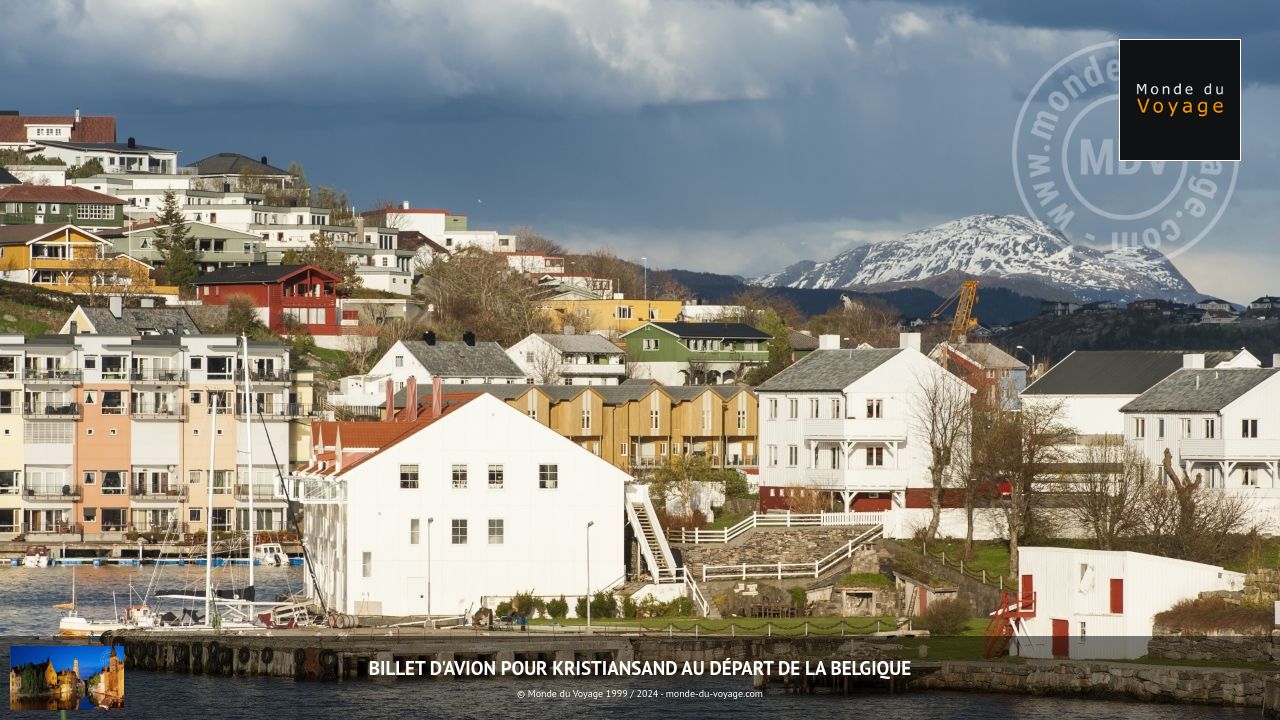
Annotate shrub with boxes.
[918,598,970,635]
[546,596,569,620]
[790,587,808,613]
[622,595,638,619]
[511,591,542,618]
[574,596,588,619]
[1155,597,1272,634]
[590,591,619,619]
[496,600,513,618]
[666,596,694,617]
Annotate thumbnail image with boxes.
[10,645,125,711]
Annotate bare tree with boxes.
[513,225,566,256]
[806,298,901,347]
[912,369,972,541]
[1140,449,1260,564]
[1065,435,1153,550]
[526,341,563,385]
[1003,400,1075,576]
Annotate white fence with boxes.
[667,511,884,544]
[699,526,883,581]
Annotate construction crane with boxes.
[930,279,980,344]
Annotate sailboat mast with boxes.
[205,392,217,625]
[242,334,255,590]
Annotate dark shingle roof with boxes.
[642,322,770,340]
[944,342,1027,370]
[77,306,199,336]
[0,167,19,184]
[536,333,623,354]
[1023,351,1187,396]
[189,153,290,177]
[756,348,902,392]
[1122,368,1278,413]
[193,264,332,285]
[38,139,173,153]
[401,341,526,379]
[787,330,819,351]
[393,382,747,408]
[0,224,77,246]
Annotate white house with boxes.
[755,333,973,516]
[296,393,627,617]
[1011,546,1243,659]
[505,333,626,385]
[327,335,528,411]
[1121,359,1280,519]
[34,139,179,174]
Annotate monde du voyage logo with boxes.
[1013,40,1240,259]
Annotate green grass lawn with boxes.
[528,616,991,638]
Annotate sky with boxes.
[2,1,1276,302]
[11,644,121,677]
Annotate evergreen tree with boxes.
[152,190,198,295]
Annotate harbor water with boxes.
[0,566,1252,719]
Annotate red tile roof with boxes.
[0,114,116,144]
[0,185,125,205]
[307,396,478,477]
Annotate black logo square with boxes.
[1119,39,1240,161]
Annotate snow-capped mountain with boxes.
[750,214,1201,304]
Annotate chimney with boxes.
[818,334,840,350]
[563,325,576,336]
[109,296,123,319]
[69,321,77,335]
[431,376,442,419]
[899,332,922,352]
[260,155,268,165]
[463,331,476,347]
[405,376,418,422]
[127,137,136,149]
[74,107,80,123]
[355,215,365,241]
[140,298,154,308]
[1183,353,1206,369]
[401,200,410,210]
[1273,353,1280,369]
[422,330,436,346]
[384,380,395,422]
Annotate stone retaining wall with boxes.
[679,528,877,578]
[1148,627,1280,664]
[912,660,1272,706]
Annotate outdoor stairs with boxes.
[632,502,674,579]
[624,484,680,584]
[983,590,1036,659]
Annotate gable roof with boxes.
[0,114,116,144]
[787,329,819,351]
[1022,350,1228,396]
[1121,368,1278,413]
[396,230,447,254]
[0,184,125,205]
[535,333,623,354]
[400,340,526,379]
[941,342,1026,370]
[189,153,290,177]
[631,321,770,340]
[0,167,19,185]
[756,348,903,392]
[0,224,109,246]
[37,139,174,153]
[74,305,199,336]
[192,264,338,285]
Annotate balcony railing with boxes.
[23,483,81,500]
[24,369,81,384]
[235,402,314,418]
[23,402,82,419]
[130,369,188,383]
[28,522,84,535]
[131,485,187,501]
[129,520,187,533]
[131,403,187,420]
[249,369,294,383]
[235,484,282,500]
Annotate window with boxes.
[189,508,202,522]
[101,390,125,414]
[581,408,591,430]
[659,443,667,455]
[616,306,632,319]
[451,519,468,544]
[831,398,842,418]
[82,471,96,485]
[788,398,798,419]
[190,356,203,370]
[642,338,658,351]
[487,464,504,489]
[866,447,885,467]
[451,464,468,489]
[787,445,798,467]
[1243,419,1259,438]
[649,409,659,430]
[102,471,126,495]
[409,519,420,545]
[1180,417,1191,437]
[1133,417,1146,439]
[866,399,883,418]
[768,445,777,467]
[189,391,202,405]
[736,408,747,430]
[702,409,711,430]
[395,355,404,368]
[539,464,558,489]
[84,356,97,370]
[809,398,819,418]
[488,518,504,545]
[1242,467,1257,486]
[1156,418,1165,440]
[362,552,372,578]
[83,507,96,523]
[0,471,18,495]
[212,470,233,494]
[399,464,419,489]
[620,443,628,456]
[188,470,202,484]
[1204,419,1216,439]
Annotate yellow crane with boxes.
[930,279,979,344]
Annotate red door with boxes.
[1020,574,1034,609]
[1051,619,1069,658]
[917,587,928,615]
[1109,579,1124,614]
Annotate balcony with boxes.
[724,455,758,468]
[131,403,187,420]
[235,402,314,419]
[129,520,187,534]
[250,369,294,384]
[24,369,81,385]
[129,369,188,384]
[1179,438,1280,461]
[804,417,907,442]
[131,485,187,502]
[27,522,84,535]
[235,484,282,501]
[23,483,81,501]
[23,402,82,420]
[801,467,910,490]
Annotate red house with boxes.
[193,264,341,336]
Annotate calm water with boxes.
[0,566,1252,719]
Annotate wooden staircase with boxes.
[631,501,674,581]
[983,590,1036,659]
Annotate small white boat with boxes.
[23,545,50,567]
[60,605,158,638]
[255,542,288,566]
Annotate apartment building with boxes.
[395,380,760,475]
[0,333,305,541]
[540,298,682,336]
[505,332,626,385]
[754,333,973,513]
[0,224,174,299]
[622,322,770,385]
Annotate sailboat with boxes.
[58,568,157,638]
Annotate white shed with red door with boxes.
[1012,547,1243,660]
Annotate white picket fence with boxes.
[698,525,884,581]
[667,511,884,544]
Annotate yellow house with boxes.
[540,298,683,336]
[0,224,177,299]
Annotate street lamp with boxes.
[426,517,434,621]
[585,520,595,632]
[1014,345,1036,378]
